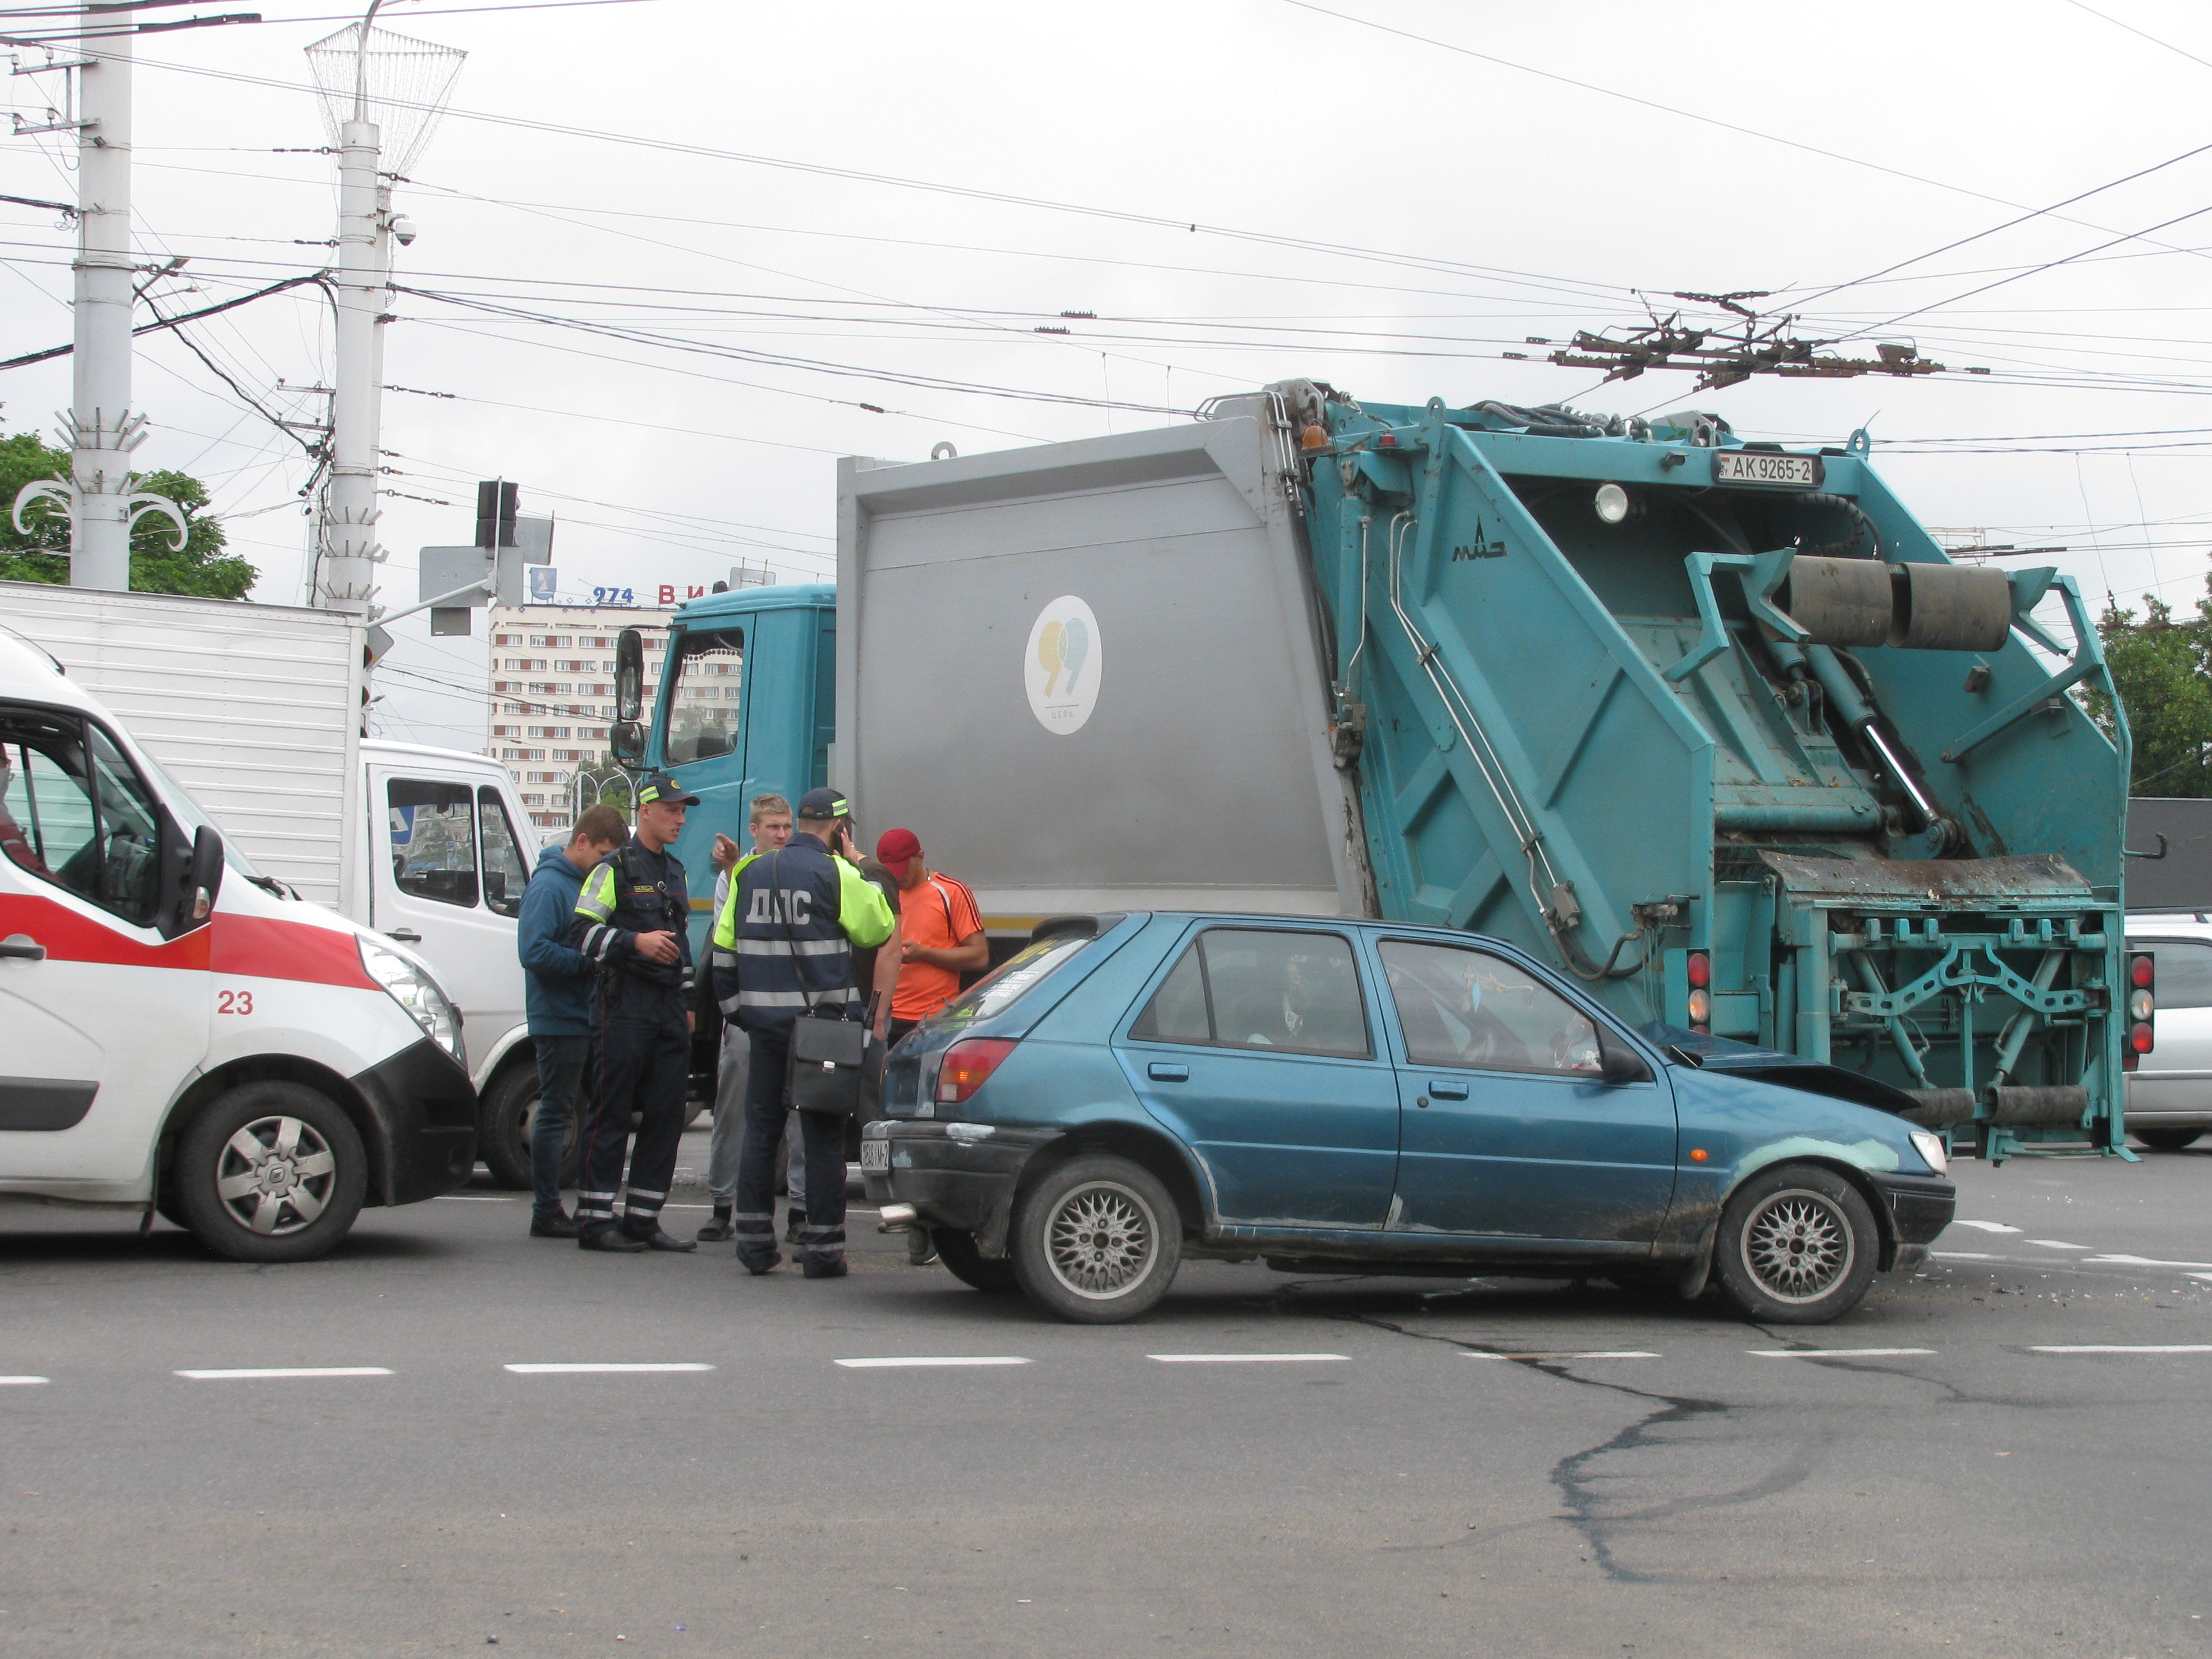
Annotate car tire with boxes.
[1711,1164,1879,1326]
[1009,1155,1181,1324]
[2135,1128,2203,1152]
[935,1228,1020,1294]
[172,1082,368,1264]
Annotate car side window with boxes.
[0,709,162,927]
[388,779,479,908]
[2135,940,2212,1011]
[478,787,529,918]
[1380,938,1601,1077]
[1130,928,1370,1059]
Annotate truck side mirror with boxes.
[154,810,225,940]
[609,719,643,765]
[615,629,643,724]
[1598,1029,1653,1086]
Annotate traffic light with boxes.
[420,479,553,634]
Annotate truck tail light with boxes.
[1685,950,1711,1032]
[936,1038,1018,1105]
[2124,952,2155,1071]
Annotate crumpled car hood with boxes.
[1639,1023,1922,1119]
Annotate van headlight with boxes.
[1908,1130,1950,1177]
[358,936,466,1069]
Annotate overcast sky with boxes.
[6,0,2212,751]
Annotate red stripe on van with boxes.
[0,892,377,990]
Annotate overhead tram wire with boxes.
[2064,0,2212,74]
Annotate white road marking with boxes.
[2190,1273,2212,1285]
[503,1363,714,1374]
[435,1195,517,1202]
[0,1375,50,1385]
[1751,1348,1936,1359]
[1147,1353,1349,1363]
[1951,1220,2021,1234]
[2028,1240,2090,1250]
[1465,1350,1660,1361]
[835,1356,1032,1369]
[1933,1251,1997,1260]
[2085,1253,2212,1270]
[175,1367,394,1380]
[2028,1345,2212,1355]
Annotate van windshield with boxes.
[132,748,275,888]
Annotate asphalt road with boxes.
[4,1135,2211,1659]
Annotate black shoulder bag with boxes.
[778,850,880,1116]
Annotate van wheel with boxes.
[1711,1164,1879,1325]
[935,1228,1020,1294]
[173,1082,367,1263]
[1010,1155,1180,1324]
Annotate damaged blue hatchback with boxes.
[863,913,1955,1325]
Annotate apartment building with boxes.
[485,603,673,833]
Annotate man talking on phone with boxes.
[720,787,894,1278]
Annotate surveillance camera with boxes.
[389,214,418,247]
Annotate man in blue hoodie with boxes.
[518,802,629,1237]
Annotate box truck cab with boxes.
[0,629,477,1261]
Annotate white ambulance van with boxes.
[0,627,476,1262]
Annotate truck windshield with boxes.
[662,628,742,767]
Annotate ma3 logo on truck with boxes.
[1025,595,1102,736]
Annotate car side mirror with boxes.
[615,628,643,724]
[1598,1029,1653,1086]
[609,719,643,765]
[154,810,224,940]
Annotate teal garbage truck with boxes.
[613,381,2135,1162]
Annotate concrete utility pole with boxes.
[9,4,185,589]
[314,8,392,621]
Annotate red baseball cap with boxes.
[876,827,922,868]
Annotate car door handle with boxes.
[1428,1080,1470,1100]
[0,934,46,961]
[385,929,422,943]
[1147,1062,1189,1082]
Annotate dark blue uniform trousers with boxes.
[577,981,689,1239]
[733,1027,847,1270]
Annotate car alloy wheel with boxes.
[1045,1180,1158,1299]
[214,1114,339,1236]
[1738,1187,1855,1304]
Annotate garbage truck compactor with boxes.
[639,381,2133,1162]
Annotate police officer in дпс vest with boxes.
[718,786,894,1278]
[567,772,701,1254]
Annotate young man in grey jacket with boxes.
[517,803,627,1236]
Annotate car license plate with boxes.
[860,1139,890,1173]
[1713,450,1822,488]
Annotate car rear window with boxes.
[937,933,1092,1025]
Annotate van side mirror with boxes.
[615,629,643,724]
[154,809,224,940]
[609,720,643,765]
[1599,1029,1653,1086]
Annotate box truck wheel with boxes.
[479,1066,582,1190]
[1711,1164,1879,1325]
[173,1082,368,1263]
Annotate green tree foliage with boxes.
[2090,581,2212,797]
[0,425,257,598]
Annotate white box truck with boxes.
[0,581,552,1185]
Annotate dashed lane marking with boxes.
[1751,1348,1936,1359]
[1465,1350,1660,1360]
[835,1356,1032,1369]
[1147,1353,1349,1363]
[2085,1253,2212,1270]
[2028,1240,2090,1250]
[2027,1344,2212,1355]
[175,1367,394,1380]
[1952,1220,2021,1233]
[435,1195,517,1202]
[0,1375,49,1386]
[1933,1250,1997,1260]
[504,1363,714,1374]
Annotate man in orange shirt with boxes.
[875,826,987,1045]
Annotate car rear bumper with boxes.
[1869,1170,1955,1268]
[860,1120,1062,1251]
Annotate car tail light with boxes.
[2124,952,2155,1071]
[936,1038,1018,1105]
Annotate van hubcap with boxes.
[214,1116,337,1235]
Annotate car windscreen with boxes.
[934,934,1092,1026]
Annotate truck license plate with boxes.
[1713,450,1822,487]
[860,1139,890,1172]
